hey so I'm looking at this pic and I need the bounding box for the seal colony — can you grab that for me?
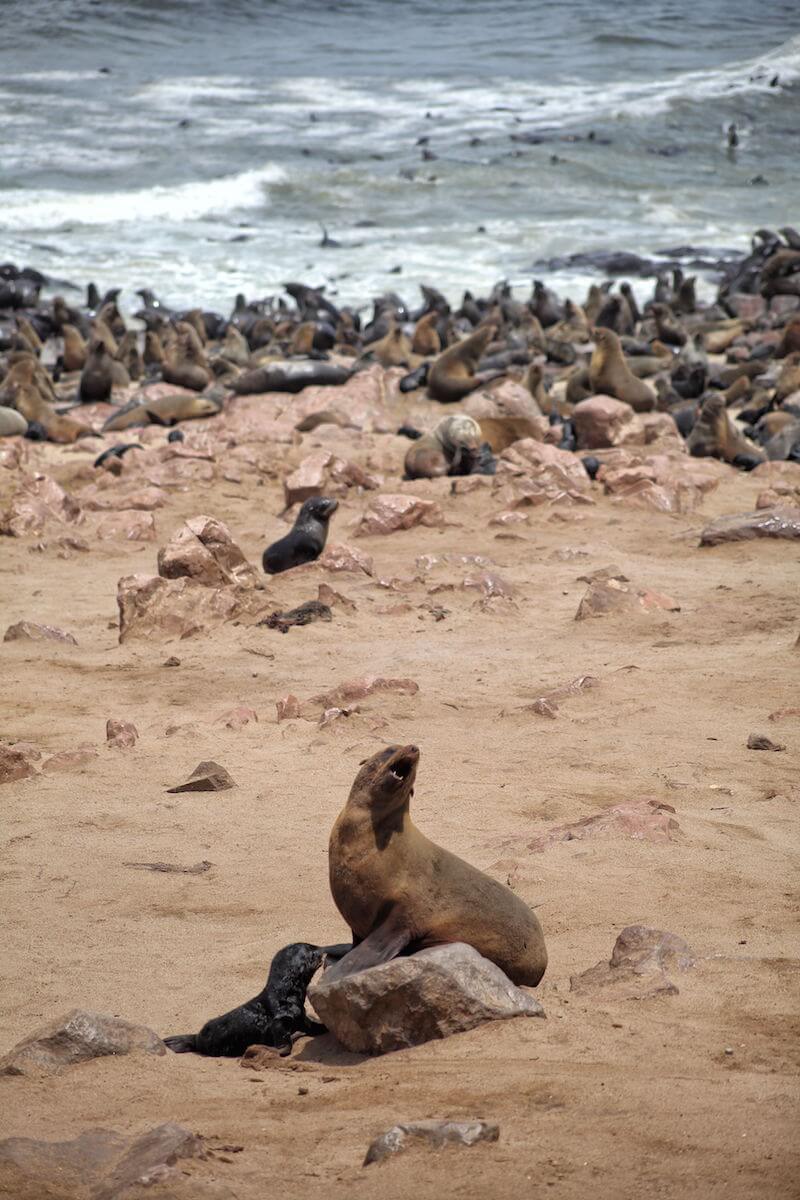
[1,227,799,468]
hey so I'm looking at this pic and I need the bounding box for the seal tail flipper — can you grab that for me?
[163,1034,198,1053]
[322,916,412,982]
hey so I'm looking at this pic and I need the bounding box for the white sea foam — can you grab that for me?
[137,77,262,108]
[0,164,286,231]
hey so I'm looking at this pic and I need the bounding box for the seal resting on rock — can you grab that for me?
[262,495,338,574]
[327,744,547,987]
[164,941,349,1057]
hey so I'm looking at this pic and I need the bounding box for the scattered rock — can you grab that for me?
[157,515,258,588]
[94,510,157,542]
[491,799,680,855]
[214,705,258,730]
[0,1009,165,1078]
[4,621,78,645]
[570,925,695,998]
[117,573,261,642]
[309,675,419,709]
[276,695,302,721]
[308,942,544,1055]
[768,707,800,722]
[40,746,99,773]
[166,761,235,792]
[575,578,680,619]
[0,473,82,537]
[364,1119,499,1166]
[524,673,600,717]
[0,1122,204,1199]
[354,493,444,536]
[572,396,644,449]
[746,732,786,752]
[317,582,357,611]
[699,506,800,546]
[0,745,38,784]
[105,719,138,749]
[318,541,374,574]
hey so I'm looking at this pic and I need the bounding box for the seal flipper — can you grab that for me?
[323,915,412,982]
[163,1034,198,1053]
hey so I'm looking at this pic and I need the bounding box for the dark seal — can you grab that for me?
[164,941,349,1057]
[262,496,338,574]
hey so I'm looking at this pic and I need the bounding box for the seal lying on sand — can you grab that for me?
[326,745,547,987]
[164,941,349,1057]
[262,496,338,574]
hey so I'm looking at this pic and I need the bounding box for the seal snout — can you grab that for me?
[387,744,420,783]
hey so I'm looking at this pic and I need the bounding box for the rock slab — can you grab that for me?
[0,1009,166,1077]
[364,1120,499,1165]
[309,942,544,1055]
[570,925,695,999]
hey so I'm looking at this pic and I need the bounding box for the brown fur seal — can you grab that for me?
[116,331,142,381]
[687,394,764,465]
[62,324,88,372]
[161,326,211,391]
[427,324,496,403]
[101,390,220,432]
[589,329,656,411]
[90,318,119,356]
[326,744,547,987]
[363,325,416,368]
[79,338,115,403]
[144,330,165,367]
[412,311,442,356]
[404,414,482,479]
[775,317,800,360]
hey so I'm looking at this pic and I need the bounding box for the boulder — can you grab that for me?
[354,494,444,536]
[0,745,38,784]
[699,506,800,546]
[4,621,77,645]
[0,473,82,537]
[0,1009,165,1078]
[116,574,261,642]
[308,942,544,1055]
[572,396,644,449]
[364,1120,499,1166]
[94,511,157,541]
[0,1122,204,1200]
[157,515,257,587]
[318,542,374,575]
[575,578,680,619]
[570,926,695,998]
[499,439,591,492]
[105,719,138,750]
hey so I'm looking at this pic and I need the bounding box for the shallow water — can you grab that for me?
[1,0,798,310]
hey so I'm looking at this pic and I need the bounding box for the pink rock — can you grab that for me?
[105,719,138,749]
[489,509,530,526]
[305,675,419,714]
[575,578,680,619]
[724,293,767,321]
[0,473,82,537]
[572,395,644,449]
[276,695,301,721]
[639,411,680,444]
[524,674,600,717]
[215,705,258,730]
[699,506,800,546]
[499,439,590,491]
[610,478,701,513]
[354,493,444,536]
[283,450,333,507]
[462,571,514,598]
[319,704,359,727]
[317,583,357,611]
[465,378,547,429]
[318,541,374,575]
[157,514,257,588]
[95,510,157,541]
[117,573,261,642]
[0,745,38,784]
[570,925,695,998]
[4,621,77,645]
[494,799,679,855]
[41,746,99,773]
[751,460,800,480]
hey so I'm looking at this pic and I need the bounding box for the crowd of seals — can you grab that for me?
[1,227,799,469]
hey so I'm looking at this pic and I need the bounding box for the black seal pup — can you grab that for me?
[164,941,350,1057]
[262,496,338,574]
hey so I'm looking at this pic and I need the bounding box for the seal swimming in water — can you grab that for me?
[326,744,547,987]
[164,941,349,1057]
[262,496,338,574]
[427,324,496,403]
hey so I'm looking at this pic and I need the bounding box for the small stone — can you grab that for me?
[40,746,98,773]
[746,732,785,752]
[354,493,444,536]
[319,542,373,575]
[105,719,138,749]
[166,761,235,792]
[724,1046,734,1055]
[0,1009,165,1077]
[215,705,258,730]
[364,1119,499,1165]
[4,621,77,645]
[308,942,544,1056]
[276,695,301,721]
[0,745,38,784]
[163,656,181,667]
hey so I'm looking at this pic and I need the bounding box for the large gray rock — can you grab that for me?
[570,925,695,999]
[0,1009,166,1077]
[364,1119,499,1165]
[0,1123,205,1200]
[308,942,544,1055]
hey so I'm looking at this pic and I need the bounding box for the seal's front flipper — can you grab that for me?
[323,916,411,982]
[163,1034,197,1053]
[319,942,353,962]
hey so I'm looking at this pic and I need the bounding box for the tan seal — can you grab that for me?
[404,414,482,479]
[326,744,547,987]
[589,328,656,411]
[686,394,764,465]
[427,324,495,403]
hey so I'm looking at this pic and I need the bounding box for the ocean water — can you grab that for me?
[0,0,798,312]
